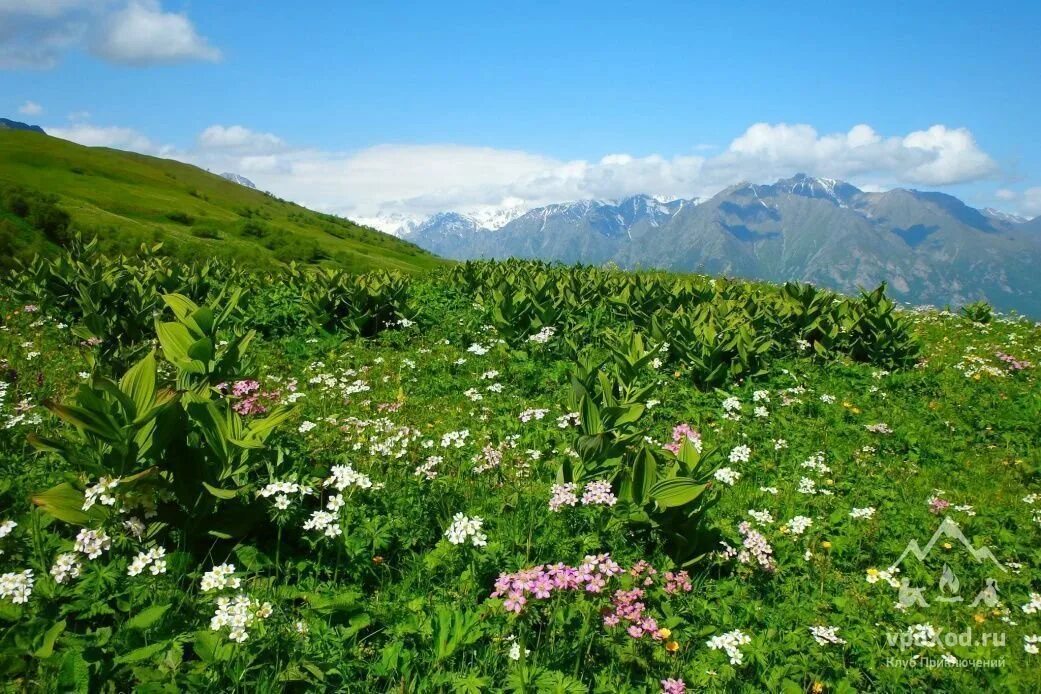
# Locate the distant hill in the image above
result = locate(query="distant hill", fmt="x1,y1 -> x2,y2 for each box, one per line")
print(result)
0,129 -> 441,273
400,175 -> 1041,315
0,118 -> 45,134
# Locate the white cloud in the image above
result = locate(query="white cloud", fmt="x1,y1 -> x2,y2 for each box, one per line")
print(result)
198,125 -> 284,153
18,100 -> 43,116
47,123 -> 164,154
92,0 -> 220,65
0,0 -> 218,68
45,119 -> 1005,224
995,188 -> 1016,201
1022,188 -> 1041,218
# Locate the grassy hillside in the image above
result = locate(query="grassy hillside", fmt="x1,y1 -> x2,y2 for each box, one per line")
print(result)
0,129 -> 441,273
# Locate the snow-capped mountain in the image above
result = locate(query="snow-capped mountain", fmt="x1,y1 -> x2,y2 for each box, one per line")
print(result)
397,174 -> 1041,316
220,172 -> 256,189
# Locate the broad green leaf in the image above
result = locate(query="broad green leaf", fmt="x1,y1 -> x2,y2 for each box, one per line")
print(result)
649,478 -> 708,509
123,603 -> 171,631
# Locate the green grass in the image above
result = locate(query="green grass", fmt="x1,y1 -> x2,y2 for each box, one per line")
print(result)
0,129 -> 441,273
0,257 -> 1039,691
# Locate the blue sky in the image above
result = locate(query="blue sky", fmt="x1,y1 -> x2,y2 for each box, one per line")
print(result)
3,1 -> 1041,224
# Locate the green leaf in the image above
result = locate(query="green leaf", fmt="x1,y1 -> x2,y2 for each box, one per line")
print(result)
202,482 -> 240,500
31,483 -> 90,524
649,478 -> 708,509
123,604 -> 171,632
115,641 -> 169,664
57,651 -> 89,693
33,619 -> 66,658
119,351 -> 157,418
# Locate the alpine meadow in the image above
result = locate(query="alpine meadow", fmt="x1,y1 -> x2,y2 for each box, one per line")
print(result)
2,2 -> 1041,693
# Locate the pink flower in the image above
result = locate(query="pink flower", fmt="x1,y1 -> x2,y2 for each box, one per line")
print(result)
627,624 -> 644,639
661,678 -> 686,694
503,591 -> 527,614
663,423 -> 702,455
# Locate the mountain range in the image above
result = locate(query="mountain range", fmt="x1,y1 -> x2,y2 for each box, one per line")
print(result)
393,174 -> 1041,315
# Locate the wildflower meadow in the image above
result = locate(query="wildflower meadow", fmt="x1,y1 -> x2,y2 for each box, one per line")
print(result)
1,243 -> 1040,692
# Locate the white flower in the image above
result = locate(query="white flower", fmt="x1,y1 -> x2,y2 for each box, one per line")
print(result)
1022,593 -> 1041,615
201,563 -> 241,592
748,509 -> 774,525
706,629 -> 751,665
210,594 -> 272,642
1025,635 -> 1041,654
787,516 -> 813,535
444,513 -> 487,547
850,507 -> 876,520
527,326 -> 556,344
50,553 -> 82,584
298,421 -> 317,433
773,438 -> 788,450
0,520 -> 16,538
82,476 -> 119,511
74,528 -> 111,559
809,625 -> 846,646
729,445 -> 751,463
714,467 -> 741,486
0,569 -> 33,604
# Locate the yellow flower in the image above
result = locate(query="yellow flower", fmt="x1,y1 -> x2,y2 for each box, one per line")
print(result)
811,682 -> 825,694
974,613 -> 986,624
942,542 -> 953,550
657,628 -> 672,640
665,640 -> 680,653
866,568 -> 879,577
821,541 -> 832,549
851,406 -> 861,414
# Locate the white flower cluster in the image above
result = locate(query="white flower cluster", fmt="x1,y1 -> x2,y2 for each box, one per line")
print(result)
850,507 -> 876,520
82,476 -> 120,511
0,569 -> 33,604
467,343 -> 489,356
0,519 -> 15,539
706,629 -> 751,664
800,452 -> 830,474
414,456 -> 441,480
556,412 -> 580,428
714,467 -> 741,486
257,480 -> 312,510
787,516 -> 813,535
748,509 -> 774,526
210,594 -> 273,643
74,528 -> 111,559
298,420 -> 317,433
201,563 -> 241,592
518,408 -> 549,422
303,510 -> 342,538
865,566 -> 901,588
1022,593 -> 1041,614
809,625 -> 846,646
444,513 -> 487,547
527,326 -> 556,344
1025,635 -> 1041,654
50,553 -> 82,584
441,429 -> 470,448
324,464 -> 373,491
865,422 -> 893,434
127,547 -> 168,577
721,396 -> 742,421
729,445 -> 751,463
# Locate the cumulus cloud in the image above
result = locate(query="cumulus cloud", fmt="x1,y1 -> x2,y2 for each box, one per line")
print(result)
46,123 -> 165,154
0,0 -> 218,69
18,100 -> 43,116
92,0 -> 220,66
994,187 -> 1041,218
47,120 -> 1005,224
197,125 -> 285,153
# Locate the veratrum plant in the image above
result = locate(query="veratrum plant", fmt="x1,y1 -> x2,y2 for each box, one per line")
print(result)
156,291 -> 255,397
960,300 -> 994,324
837,285 -> 921,368
32,335 -> 292,542
559,331 -> 719,564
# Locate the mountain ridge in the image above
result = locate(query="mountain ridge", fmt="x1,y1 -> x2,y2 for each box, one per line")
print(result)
399,175 -> 1041,314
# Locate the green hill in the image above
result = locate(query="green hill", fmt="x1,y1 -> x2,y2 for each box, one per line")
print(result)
0,129 -> 441,273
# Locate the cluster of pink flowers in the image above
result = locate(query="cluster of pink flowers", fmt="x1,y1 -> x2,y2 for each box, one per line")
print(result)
996,351 -> 1032,372
603,587 -> 665,639
548,480 -> 617,511
663,423 -> 703,455
660,678 -> 686,693
928,496 -> 950,514
491,554 -> 625,613
720,522 -> 775,572
217,379 -> 287,416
